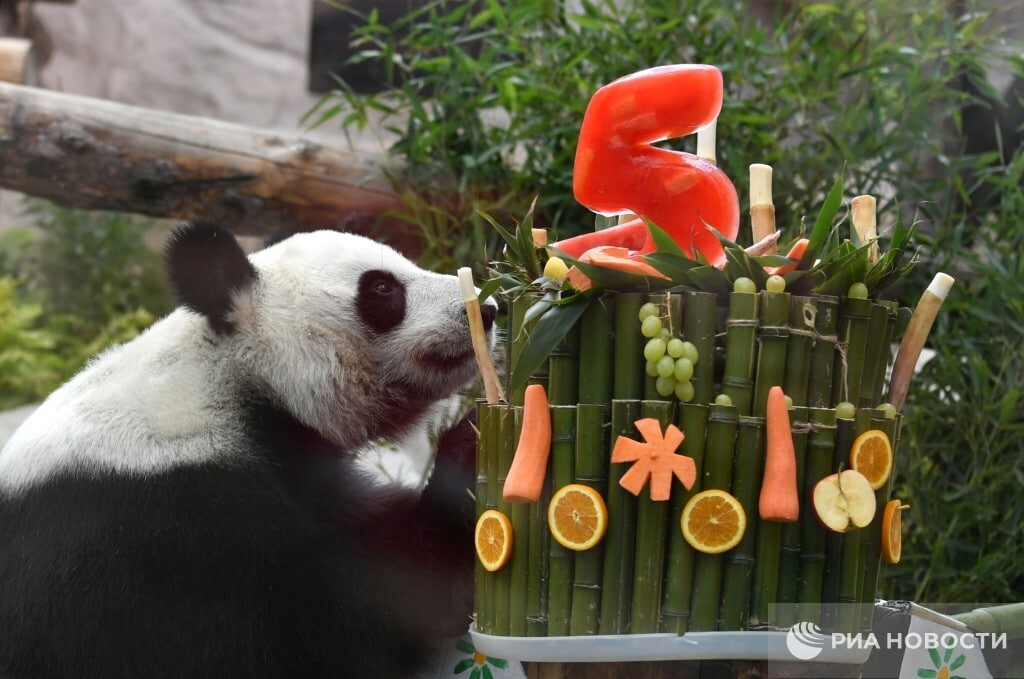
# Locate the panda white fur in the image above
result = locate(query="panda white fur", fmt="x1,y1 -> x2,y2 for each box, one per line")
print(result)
0,223 -> 496,678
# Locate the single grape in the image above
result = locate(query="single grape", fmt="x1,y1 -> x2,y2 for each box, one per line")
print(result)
784,395 -> 794,409
643,338 -> 666,362
638,302 -> 659,322
640,315 -> 663,338
714,393 -> 734,407
835,401 -> 856,420
658,328 -> 672,341
848,282 -> 869,299
679,341 -> 699,365
766,274 -> 786,293
666,338 -> 686,358
733,277 -> 757,294
655,376 -> 677,398
656,355 -> 676,378
675,380 -> 695,402
646,360 -> 660,377
673,357 -> 694,382
876,402 -> 898,419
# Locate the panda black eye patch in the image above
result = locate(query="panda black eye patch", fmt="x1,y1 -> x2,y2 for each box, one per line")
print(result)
356,270 -> 406,333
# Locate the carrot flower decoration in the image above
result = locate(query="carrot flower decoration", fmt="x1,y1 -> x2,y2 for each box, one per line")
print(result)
612,418 -> 697,501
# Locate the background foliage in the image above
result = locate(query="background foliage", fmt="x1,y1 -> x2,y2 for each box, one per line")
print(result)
315,0 -> 1023,605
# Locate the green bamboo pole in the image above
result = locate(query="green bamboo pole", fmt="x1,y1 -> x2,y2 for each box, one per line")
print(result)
721,415 -> 765,630
506,294 -> 533,406
599,400 -> 641,634
491,406 -> 515,636
548,323 -> 580,406
570,404 -> 607,635
775,406 -> 810,629
797,407 -> 837,625
474,401 -> 496,634
660,403 -> 709,634
689,403 -> 738,631
577,295 -> 615,405
822,410 -> 856,632
547,405 -> 577,636
752,289 -> 791,416
807,295 -> 840,409
508,406 -> 530,637
720,290 -> 759,415
683,290 -> 719,406
784,297 -> 817,406
832,296 -> 873,407
526,472 -> 551,637
857,302 -> 891,409
871,300 -> 900,406
837,410 -> 873,635
612,293 -> 647,400
630,400 -> 674,634
858,408 -> 899,632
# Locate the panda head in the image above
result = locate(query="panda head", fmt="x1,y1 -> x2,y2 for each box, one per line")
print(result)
166,222 -> 496,450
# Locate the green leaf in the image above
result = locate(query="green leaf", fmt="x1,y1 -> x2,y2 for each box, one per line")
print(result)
642,251 -> 700,282
477,277 -> 502,304
488,657 -> 509,669
511,296 -> 592,396
453,658 -> 476,674
800,172 -> 845,270
917,670 -> 937,678
645,220 -> 685,258
949,653 -> 966,670
481,663 -> 495,679
928,647 -> 942,669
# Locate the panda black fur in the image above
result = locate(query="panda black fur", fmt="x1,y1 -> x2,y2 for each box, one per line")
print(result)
0,223 -> 496,678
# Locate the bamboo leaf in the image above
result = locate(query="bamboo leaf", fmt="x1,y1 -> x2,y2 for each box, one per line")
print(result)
477,277 -> 502,304
799,173 -> 846,270
511,297 -> 592,395
687,265 -> 732,295
643,251 -> 701,282
645,220 -> 686,258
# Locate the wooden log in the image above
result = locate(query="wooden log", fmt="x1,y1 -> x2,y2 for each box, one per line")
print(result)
0,38 -> 34,84
0,82 -> 420,254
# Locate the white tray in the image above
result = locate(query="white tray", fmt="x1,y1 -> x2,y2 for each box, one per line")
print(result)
470,627 -> 871,664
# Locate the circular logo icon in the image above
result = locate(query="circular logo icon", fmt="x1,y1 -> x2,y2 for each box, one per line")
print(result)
786,621 -> 825,660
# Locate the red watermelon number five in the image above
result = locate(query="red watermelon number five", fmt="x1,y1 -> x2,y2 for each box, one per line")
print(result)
573,64 -> 740,267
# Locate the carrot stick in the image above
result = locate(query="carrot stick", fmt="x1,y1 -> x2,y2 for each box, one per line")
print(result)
502,384 -> 552,503
458,267 -> 504,404
766,238 -> 809,276
759,386 -> 800,522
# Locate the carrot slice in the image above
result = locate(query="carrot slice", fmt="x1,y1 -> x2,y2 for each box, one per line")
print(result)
502,384 -> 552,503
766,238 -> 809,275
611,418 -> 696,501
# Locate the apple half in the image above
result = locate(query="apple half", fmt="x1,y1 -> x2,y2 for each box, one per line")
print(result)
812,470 -> 877,532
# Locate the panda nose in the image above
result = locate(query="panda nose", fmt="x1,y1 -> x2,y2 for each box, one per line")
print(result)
479,303 -> 496,332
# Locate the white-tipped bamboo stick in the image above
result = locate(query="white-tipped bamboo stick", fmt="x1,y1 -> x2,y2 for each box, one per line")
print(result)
749,163 -> 776,254
458,267 -> 504,404
886,272 -> 955,410
851,194 -> 879,264
697,119 -> 718,165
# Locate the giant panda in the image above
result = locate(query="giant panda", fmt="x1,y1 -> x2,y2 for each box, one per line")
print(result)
0,223 -> 496,678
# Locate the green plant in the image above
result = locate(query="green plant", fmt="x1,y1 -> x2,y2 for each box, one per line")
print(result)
0,277 -> 66,409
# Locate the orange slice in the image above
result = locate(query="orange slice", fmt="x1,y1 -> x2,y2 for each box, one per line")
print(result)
849,429 -> 893,491
547,484 -> 608,552
681,489 -> 747,554
881,499 -> 908,564
475,509 -> 513,572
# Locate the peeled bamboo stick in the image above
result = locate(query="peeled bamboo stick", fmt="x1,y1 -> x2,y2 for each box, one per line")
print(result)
851,194 -> 879,264
458,268 -> 504,404
749,164 -> 776,254
697,120 -> 718,165
886,273 -> 955,411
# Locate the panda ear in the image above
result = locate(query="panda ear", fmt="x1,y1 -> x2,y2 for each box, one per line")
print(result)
165,221 -> 257,335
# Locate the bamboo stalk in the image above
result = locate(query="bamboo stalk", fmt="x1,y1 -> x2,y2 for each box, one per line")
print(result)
599,400 -> 641,634
871,300 -> 901,406
822,411 -> 856,632
837,411 -> 873,635
886,273 -> 955,410
832,296 -> 873,407
613,293 -> 647,400
775,406 -> 810,628
660,403 -> 709,634
570,404 -> 608,635
683,291 -> 719,406
797,407 -> 837,625
474,401 -> 496,633
491,406 -> 515,636
721,415 -> 765,630
630,400 -> 675,634
721,290 -> 760,415
752,289 -> 791,416
548,323 -> 580,407
526,474 -> 551,637
458,268 -> 504,404
850,194 -> 879,264
858,408 -> 900,632
857,302 -> 891,408
577,295 -> 615,404
697,119 -> 718,165
689,403 -> 738,631
783,297 -> 817,406
547,405 -> 578,636
749,164 -> 776,255
508,406 -> 530,637
807,295 -> 840,409
508,293 -> 541,406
